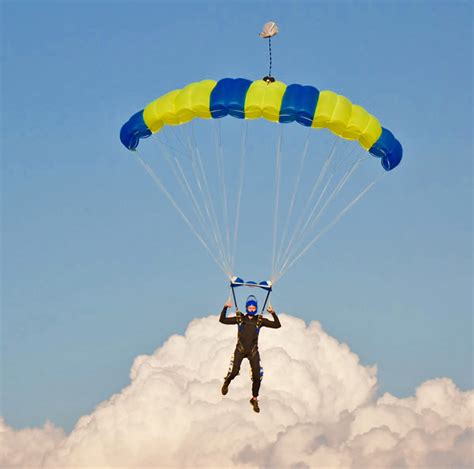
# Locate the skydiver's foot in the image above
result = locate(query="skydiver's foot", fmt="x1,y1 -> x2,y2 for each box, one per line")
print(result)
250,397 -> 260,413
221,377 -> 231,396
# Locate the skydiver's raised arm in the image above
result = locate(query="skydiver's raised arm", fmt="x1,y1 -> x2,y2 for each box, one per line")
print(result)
261,305 -> 281,329
219,304 -> 238,325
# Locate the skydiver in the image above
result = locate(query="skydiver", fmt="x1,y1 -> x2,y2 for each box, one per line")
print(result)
219,295 -> 281,413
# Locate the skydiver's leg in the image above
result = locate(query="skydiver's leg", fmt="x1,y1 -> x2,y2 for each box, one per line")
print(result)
222,347 -> 244,395
227,347 -> 245,380
249,351 -> 262,398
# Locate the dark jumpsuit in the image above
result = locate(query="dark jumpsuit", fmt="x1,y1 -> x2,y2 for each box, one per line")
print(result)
219,306 -> 281,397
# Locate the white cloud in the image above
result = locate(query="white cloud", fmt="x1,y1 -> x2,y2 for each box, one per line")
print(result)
0,419 -> 64,467
1,314 -> 472,468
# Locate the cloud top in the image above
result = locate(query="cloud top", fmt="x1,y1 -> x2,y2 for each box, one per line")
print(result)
1,314 -> 472,467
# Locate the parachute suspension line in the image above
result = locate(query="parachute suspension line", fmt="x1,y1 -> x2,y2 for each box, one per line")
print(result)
273,127 -> 311,279
196,123 -> 231,278
191,123 -> 233,276
276,155 -> 364,278
231,121 -> 248,271
277,172 -> 386,280
158,127 -> 230,277
273,138 -> 339,278
307,155 -> 363,233
271,128 -> 283,276
131,151 -> 229,276
288,140 -> 358,252
156,131 -> 194,162
184,123 -> 232,276
161,133 -> 230,259
306,139 -> 339,205
213,120 -> 232,270
152,133 -> 233,277
166,125 -> 196,160
154,138 -> 214,248
272,138 -> 375,282
328,141 -> 362,179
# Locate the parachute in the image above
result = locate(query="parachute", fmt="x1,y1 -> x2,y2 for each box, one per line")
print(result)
121,78 -> 402,171
120,35 -> 403,285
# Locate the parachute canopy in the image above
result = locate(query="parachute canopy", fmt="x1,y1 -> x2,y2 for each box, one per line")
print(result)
120,78 -> 402,171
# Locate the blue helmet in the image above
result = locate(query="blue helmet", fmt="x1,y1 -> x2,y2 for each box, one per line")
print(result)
245,295 -> 258,315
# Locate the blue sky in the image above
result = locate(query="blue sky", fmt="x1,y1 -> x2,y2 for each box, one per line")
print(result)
2,1 -> 472,432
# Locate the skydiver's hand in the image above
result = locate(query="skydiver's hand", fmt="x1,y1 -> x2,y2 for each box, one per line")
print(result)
267,304 -> 275,314
224,300 -> 232,308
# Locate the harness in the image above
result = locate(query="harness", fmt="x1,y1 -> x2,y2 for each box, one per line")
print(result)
236,313 -> 264,357
236,311 -> 263,332
236,310 -> 243,327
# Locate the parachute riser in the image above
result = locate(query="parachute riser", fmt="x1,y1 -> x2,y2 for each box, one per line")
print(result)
260,288 -> 272,315
231,284 -> 239,311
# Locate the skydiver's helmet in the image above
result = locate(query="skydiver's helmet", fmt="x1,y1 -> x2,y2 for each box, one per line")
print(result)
245,295 -> 258,316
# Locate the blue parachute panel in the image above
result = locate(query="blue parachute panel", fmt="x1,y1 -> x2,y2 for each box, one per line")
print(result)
210,78 -> 252,119
369,127 -> 403,171
120,110 -> 152,151
382,138 -> 403,171
279,84 -> 319,127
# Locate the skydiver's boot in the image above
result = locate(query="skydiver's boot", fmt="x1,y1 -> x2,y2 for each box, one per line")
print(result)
221,376 -> 231,396
250,397 -> 260,413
